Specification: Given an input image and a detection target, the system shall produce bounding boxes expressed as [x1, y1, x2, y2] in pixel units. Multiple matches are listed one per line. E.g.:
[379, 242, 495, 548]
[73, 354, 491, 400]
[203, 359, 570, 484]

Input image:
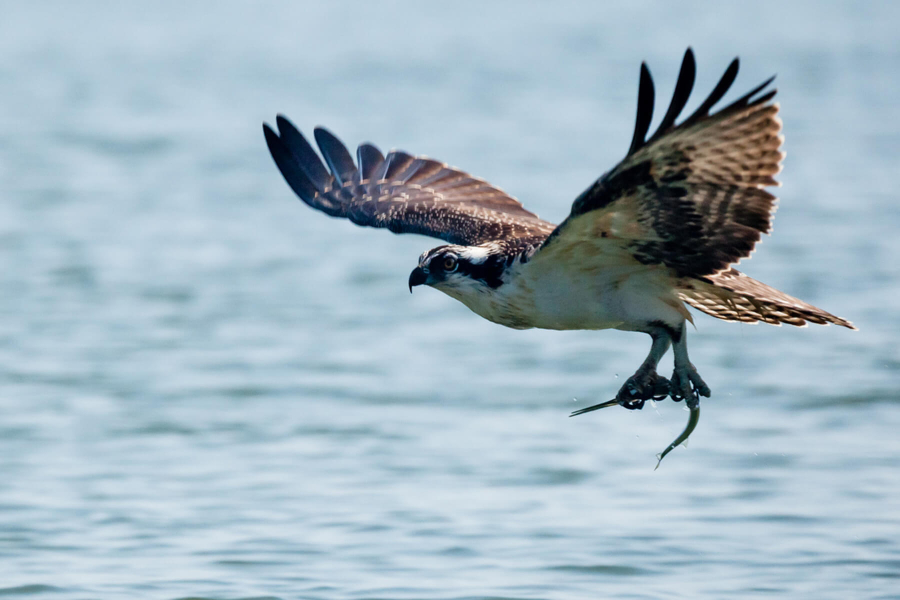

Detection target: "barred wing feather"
[542, 48, 783, 280]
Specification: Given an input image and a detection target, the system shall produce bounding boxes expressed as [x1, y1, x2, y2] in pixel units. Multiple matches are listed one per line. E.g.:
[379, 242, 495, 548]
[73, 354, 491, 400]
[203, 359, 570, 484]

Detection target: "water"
[1, 1, 899, 598]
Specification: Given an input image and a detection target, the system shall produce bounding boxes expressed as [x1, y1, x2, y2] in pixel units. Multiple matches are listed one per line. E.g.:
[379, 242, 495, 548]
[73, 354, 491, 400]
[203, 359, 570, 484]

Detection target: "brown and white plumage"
[681, 268, 855, 328]
[536, 49, 854, 331]
[264, 48, 854, 460]
[263, 117, 554, 247]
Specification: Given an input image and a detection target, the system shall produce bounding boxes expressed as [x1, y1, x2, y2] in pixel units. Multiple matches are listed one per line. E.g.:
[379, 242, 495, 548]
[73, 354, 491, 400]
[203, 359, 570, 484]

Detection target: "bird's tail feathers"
[678, 268, 856, 330]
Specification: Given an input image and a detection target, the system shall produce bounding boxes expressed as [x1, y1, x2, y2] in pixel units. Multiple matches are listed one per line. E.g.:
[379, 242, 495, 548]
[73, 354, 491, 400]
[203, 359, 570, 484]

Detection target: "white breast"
[440, 244, 690, 332]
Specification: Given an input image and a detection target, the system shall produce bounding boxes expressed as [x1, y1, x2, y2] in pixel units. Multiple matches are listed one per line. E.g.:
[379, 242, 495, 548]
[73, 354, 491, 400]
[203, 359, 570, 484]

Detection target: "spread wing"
[263, 116, 555, 246]
[539, 48, 783, 279]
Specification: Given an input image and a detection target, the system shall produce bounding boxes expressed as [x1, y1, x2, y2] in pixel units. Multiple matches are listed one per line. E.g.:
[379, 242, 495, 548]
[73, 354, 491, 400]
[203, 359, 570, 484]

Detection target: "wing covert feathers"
[679, 268, 856, 329]
[263, 116, 554, 246]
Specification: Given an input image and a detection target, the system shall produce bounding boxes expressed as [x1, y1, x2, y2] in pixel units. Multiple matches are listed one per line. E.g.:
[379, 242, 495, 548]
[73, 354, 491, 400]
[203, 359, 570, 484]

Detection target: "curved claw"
[619, 398, 646, 411]
[654, 392, 701, 469]
[670, 364, 711, 402]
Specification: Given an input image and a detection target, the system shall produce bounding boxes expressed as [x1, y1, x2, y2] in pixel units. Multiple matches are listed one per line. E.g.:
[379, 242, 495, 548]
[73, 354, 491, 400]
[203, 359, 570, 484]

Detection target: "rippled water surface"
[1, 1, 899, 598]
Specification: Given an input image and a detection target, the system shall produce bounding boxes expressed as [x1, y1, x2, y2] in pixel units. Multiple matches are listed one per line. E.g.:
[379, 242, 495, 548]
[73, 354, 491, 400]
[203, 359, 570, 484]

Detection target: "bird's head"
[408, 243, 507, 298]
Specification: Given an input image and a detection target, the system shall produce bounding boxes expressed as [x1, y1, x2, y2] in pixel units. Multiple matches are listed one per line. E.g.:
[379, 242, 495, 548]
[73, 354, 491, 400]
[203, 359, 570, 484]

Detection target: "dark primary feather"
[552, 47, 784, 279]
[649, 49, 696, 142]
[681, 58, 739, 127]
[356, 144, 385, 180]
[314, 127, 357, 185]
[275, 116, 330, 191]
[628, 63, 655, 155]
[263, 116, 555, 246]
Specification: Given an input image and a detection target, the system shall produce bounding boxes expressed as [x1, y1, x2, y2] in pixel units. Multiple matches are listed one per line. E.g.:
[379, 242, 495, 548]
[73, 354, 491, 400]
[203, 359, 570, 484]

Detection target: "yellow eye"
[443, 256, 458, 272]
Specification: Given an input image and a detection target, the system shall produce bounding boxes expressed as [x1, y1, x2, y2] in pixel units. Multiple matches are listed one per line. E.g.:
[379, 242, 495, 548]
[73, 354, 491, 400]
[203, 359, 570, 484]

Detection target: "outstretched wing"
[540, 48, 783, 279]
[263, 116, 555, 246]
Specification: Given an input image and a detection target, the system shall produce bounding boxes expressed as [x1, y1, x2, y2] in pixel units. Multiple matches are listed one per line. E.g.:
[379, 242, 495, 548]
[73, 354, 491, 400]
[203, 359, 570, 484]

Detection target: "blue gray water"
[1, 1, 899, 598]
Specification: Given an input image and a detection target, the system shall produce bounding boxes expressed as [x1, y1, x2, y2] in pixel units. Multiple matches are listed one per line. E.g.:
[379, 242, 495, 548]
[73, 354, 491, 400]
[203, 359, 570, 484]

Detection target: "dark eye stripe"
[456, 254, 508, 289]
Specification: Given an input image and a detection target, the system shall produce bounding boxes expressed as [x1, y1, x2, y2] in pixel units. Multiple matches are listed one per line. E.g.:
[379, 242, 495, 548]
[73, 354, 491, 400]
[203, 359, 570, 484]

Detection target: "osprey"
[263, 49, 854, 464]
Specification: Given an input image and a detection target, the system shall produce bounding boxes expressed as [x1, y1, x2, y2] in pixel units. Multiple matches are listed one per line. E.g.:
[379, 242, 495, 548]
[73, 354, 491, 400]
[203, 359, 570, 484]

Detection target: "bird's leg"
[615, 329, 672, 410]
[669, 323, 711, 408]
[570, 330, 671, 417]
[652, 323, 711, 468]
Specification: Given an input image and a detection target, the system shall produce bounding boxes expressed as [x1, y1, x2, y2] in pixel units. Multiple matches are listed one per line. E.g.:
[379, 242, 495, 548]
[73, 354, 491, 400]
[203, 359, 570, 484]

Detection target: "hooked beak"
[408, 267, 428, 293]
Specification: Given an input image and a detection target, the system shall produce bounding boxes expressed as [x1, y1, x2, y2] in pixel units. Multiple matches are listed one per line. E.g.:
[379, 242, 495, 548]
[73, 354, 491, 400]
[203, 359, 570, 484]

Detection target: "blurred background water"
[1, 1, 898, 598]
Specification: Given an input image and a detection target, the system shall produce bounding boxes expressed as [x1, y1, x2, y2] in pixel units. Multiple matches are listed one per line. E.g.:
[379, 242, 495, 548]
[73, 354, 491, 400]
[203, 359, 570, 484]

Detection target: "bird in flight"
[263, 48, 854, 465]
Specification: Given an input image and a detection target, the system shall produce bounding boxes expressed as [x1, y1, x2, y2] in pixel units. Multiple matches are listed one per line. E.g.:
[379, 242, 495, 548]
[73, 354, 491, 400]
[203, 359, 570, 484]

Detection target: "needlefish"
[570, 390, 701, 469]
